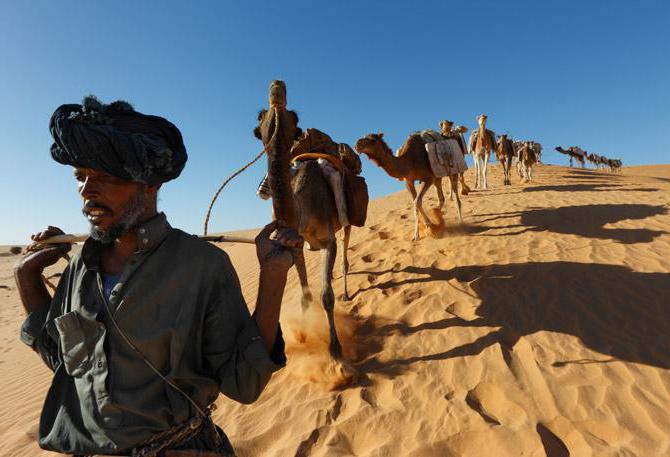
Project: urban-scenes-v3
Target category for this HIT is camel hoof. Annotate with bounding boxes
[461,187,470,195]
[327,358,358,388]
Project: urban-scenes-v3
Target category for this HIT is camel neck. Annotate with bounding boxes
[375,143,410,179]
[266,113,298,228]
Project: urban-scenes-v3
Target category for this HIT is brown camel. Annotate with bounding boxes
[253,81,353,369]
[519,141,538,182]
[555,146,585,168]
[355,132,461,241]
[495,134,515,185]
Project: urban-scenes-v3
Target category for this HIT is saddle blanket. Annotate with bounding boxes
[425,139,468,177]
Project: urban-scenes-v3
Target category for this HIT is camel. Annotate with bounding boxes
[468,114,496,190]
[495,134,515,185]
[586,152,622,172]
[253,80,353,366]
[439,119,471,196]
[513,141,542,178]
[355,132,461,241]
[518,141,538,182]
[555,146,585,168]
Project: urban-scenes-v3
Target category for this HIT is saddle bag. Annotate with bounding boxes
[344,171,369,227]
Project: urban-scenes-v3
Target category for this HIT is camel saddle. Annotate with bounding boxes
[291,128,362,174]
[291,128,339,159]
[290,128,368,227]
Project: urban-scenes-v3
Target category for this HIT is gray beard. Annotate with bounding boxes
[89,188,148,244]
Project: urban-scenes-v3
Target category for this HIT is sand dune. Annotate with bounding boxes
[1,164,669,456]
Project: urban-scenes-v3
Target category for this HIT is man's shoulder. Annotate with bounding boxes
[166,229,237,269]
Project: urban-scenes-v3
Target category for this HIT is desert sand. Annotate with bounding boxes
[1,164,669,456]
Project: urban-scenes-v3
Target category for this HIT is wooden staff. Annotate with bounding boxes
[32,233,257,249]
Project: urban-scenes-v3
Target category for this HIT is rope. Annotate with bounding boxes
[203,107,281,236]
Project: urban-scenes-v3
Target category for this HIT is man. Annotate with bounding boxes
[14,96,300,456]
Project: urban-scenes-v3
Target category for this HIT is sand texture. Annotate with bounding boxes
[1,164,669,456]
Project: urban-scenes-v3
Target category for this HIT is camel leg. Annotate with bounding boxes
[473,154,480,189]
[294,249,313,312]
[482,153,489,190]
[321,239,342,359]
[412,180,433,241]
[405,180,421,240]
[341,225,351,301]
[405,179,417,201]
[450,174,462,223]
[435,178,446,209]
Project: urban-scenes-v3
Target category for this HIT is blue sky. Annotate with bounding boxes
[1,1,668,244]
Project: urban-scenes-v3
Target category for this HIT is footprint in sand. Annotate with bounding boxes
[361,254,375,263]
[377,231,390,240]
[465,382,528,429]
[536,423,570,457]
[402,289,422,304]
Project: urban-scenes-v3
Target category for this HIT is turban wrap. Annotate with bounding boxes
[49,95,187,185]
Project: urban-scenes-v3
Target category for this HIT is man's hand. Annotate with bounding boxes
[14,226,71,315]
[255,221,303,275]
[16,226,71,274]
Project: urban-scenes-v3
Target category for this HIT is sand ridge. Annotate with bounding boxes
[1,164,669,456]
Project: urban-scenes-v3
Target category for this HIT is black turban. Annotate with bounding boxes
[49,95,187,185]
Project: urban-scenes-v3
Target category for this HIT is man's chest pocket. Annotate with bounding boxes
[54,311,106,377]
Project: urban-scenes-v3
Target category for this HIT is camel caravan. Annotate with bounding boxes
[243,81,622,380]
[555,145,623,172]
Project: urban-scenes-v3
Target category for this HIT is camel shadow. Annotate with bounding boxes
[355,261,670,378]
[564,168,621,178]
[473,204,667,244]
[523,183,659,193]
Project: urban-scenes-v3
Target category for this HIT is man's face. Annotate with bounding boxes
[74,168,150,242]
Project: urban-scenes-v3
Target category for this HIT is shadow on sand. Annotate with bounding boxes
[471,204,667,244]
[355,261,670,377]
[522,183,659,193]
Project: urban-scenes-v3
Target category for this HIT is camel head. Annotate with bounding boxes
[253,80,303,155]
[477,114,488,128]
[354,133,388,166]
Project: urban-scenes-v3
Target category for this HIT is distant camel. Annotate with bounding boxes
[519,141,538,182]
[514,141,542,177]
[355,132,461,241]
[556,146,585,168]
[495,134,515,185]
[468,114,496,190]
